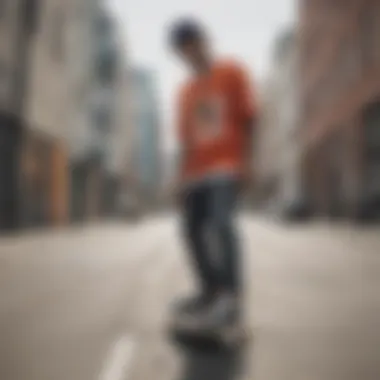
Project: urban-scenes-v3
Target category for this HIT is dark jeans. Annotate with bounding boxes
[182,179,242,297]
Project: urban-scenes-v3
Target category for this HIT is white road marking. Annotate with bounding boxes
[99,335,136,380]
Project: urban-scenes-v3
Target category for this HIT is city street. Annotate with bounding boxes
[0,215,380,380]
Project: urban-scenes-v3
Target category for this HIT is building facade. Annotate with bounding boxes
[91,9,133,218]
[68,3,133,221]
[299,0,380,220]
[0,0,31,118]
[0,0,133,230]
[273,29,305,217]
[256,78,280,206]
[68,3,118,222]
[130,68,161,208]
[0,0,71,230]
[256,28,304,217]
[66,0,101,222]
[0,0,26,230]
[106,66,136,217]
[24,0,70,227]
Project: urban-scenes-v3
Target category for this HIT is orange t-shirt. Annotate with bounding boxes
[176,59,257,182]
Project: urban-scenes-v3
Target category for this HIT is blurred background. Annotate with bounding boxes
[0,0,380,379]
[0,0,380,230]
[1,0,379,230]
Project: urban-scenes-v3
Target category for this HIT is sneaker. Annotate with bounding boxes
[199,293,240,329]
[173,291,216,317]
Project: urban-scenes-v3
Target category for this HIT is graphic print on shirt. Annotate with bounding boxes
[192,94,226,143]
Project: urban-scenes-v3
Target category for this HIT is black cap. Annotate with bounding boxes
[169,18,205,49]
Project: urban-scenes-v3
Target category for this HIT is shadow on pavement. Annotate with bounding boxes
[172,334,246,380]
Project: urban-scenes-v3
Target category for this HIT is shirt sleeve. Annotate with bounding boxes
[230,63,258,124]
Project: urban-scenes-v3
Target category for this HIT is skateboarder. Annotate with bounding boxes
[169,18,258,329]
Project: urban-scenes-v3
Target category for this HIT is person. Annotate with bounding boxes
[169,18,258,328]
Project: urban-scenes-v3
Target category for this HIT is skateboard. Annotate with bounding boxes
[168,317,251,349]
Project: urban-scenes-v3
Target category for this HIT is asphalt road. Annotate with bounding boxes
[0,215,380,380]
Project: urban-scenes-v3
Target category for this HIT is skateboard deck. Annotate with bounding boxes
[168,318,251,349]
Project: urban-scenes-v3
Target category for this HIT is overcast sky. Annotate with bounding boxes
[107,0,295,153]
